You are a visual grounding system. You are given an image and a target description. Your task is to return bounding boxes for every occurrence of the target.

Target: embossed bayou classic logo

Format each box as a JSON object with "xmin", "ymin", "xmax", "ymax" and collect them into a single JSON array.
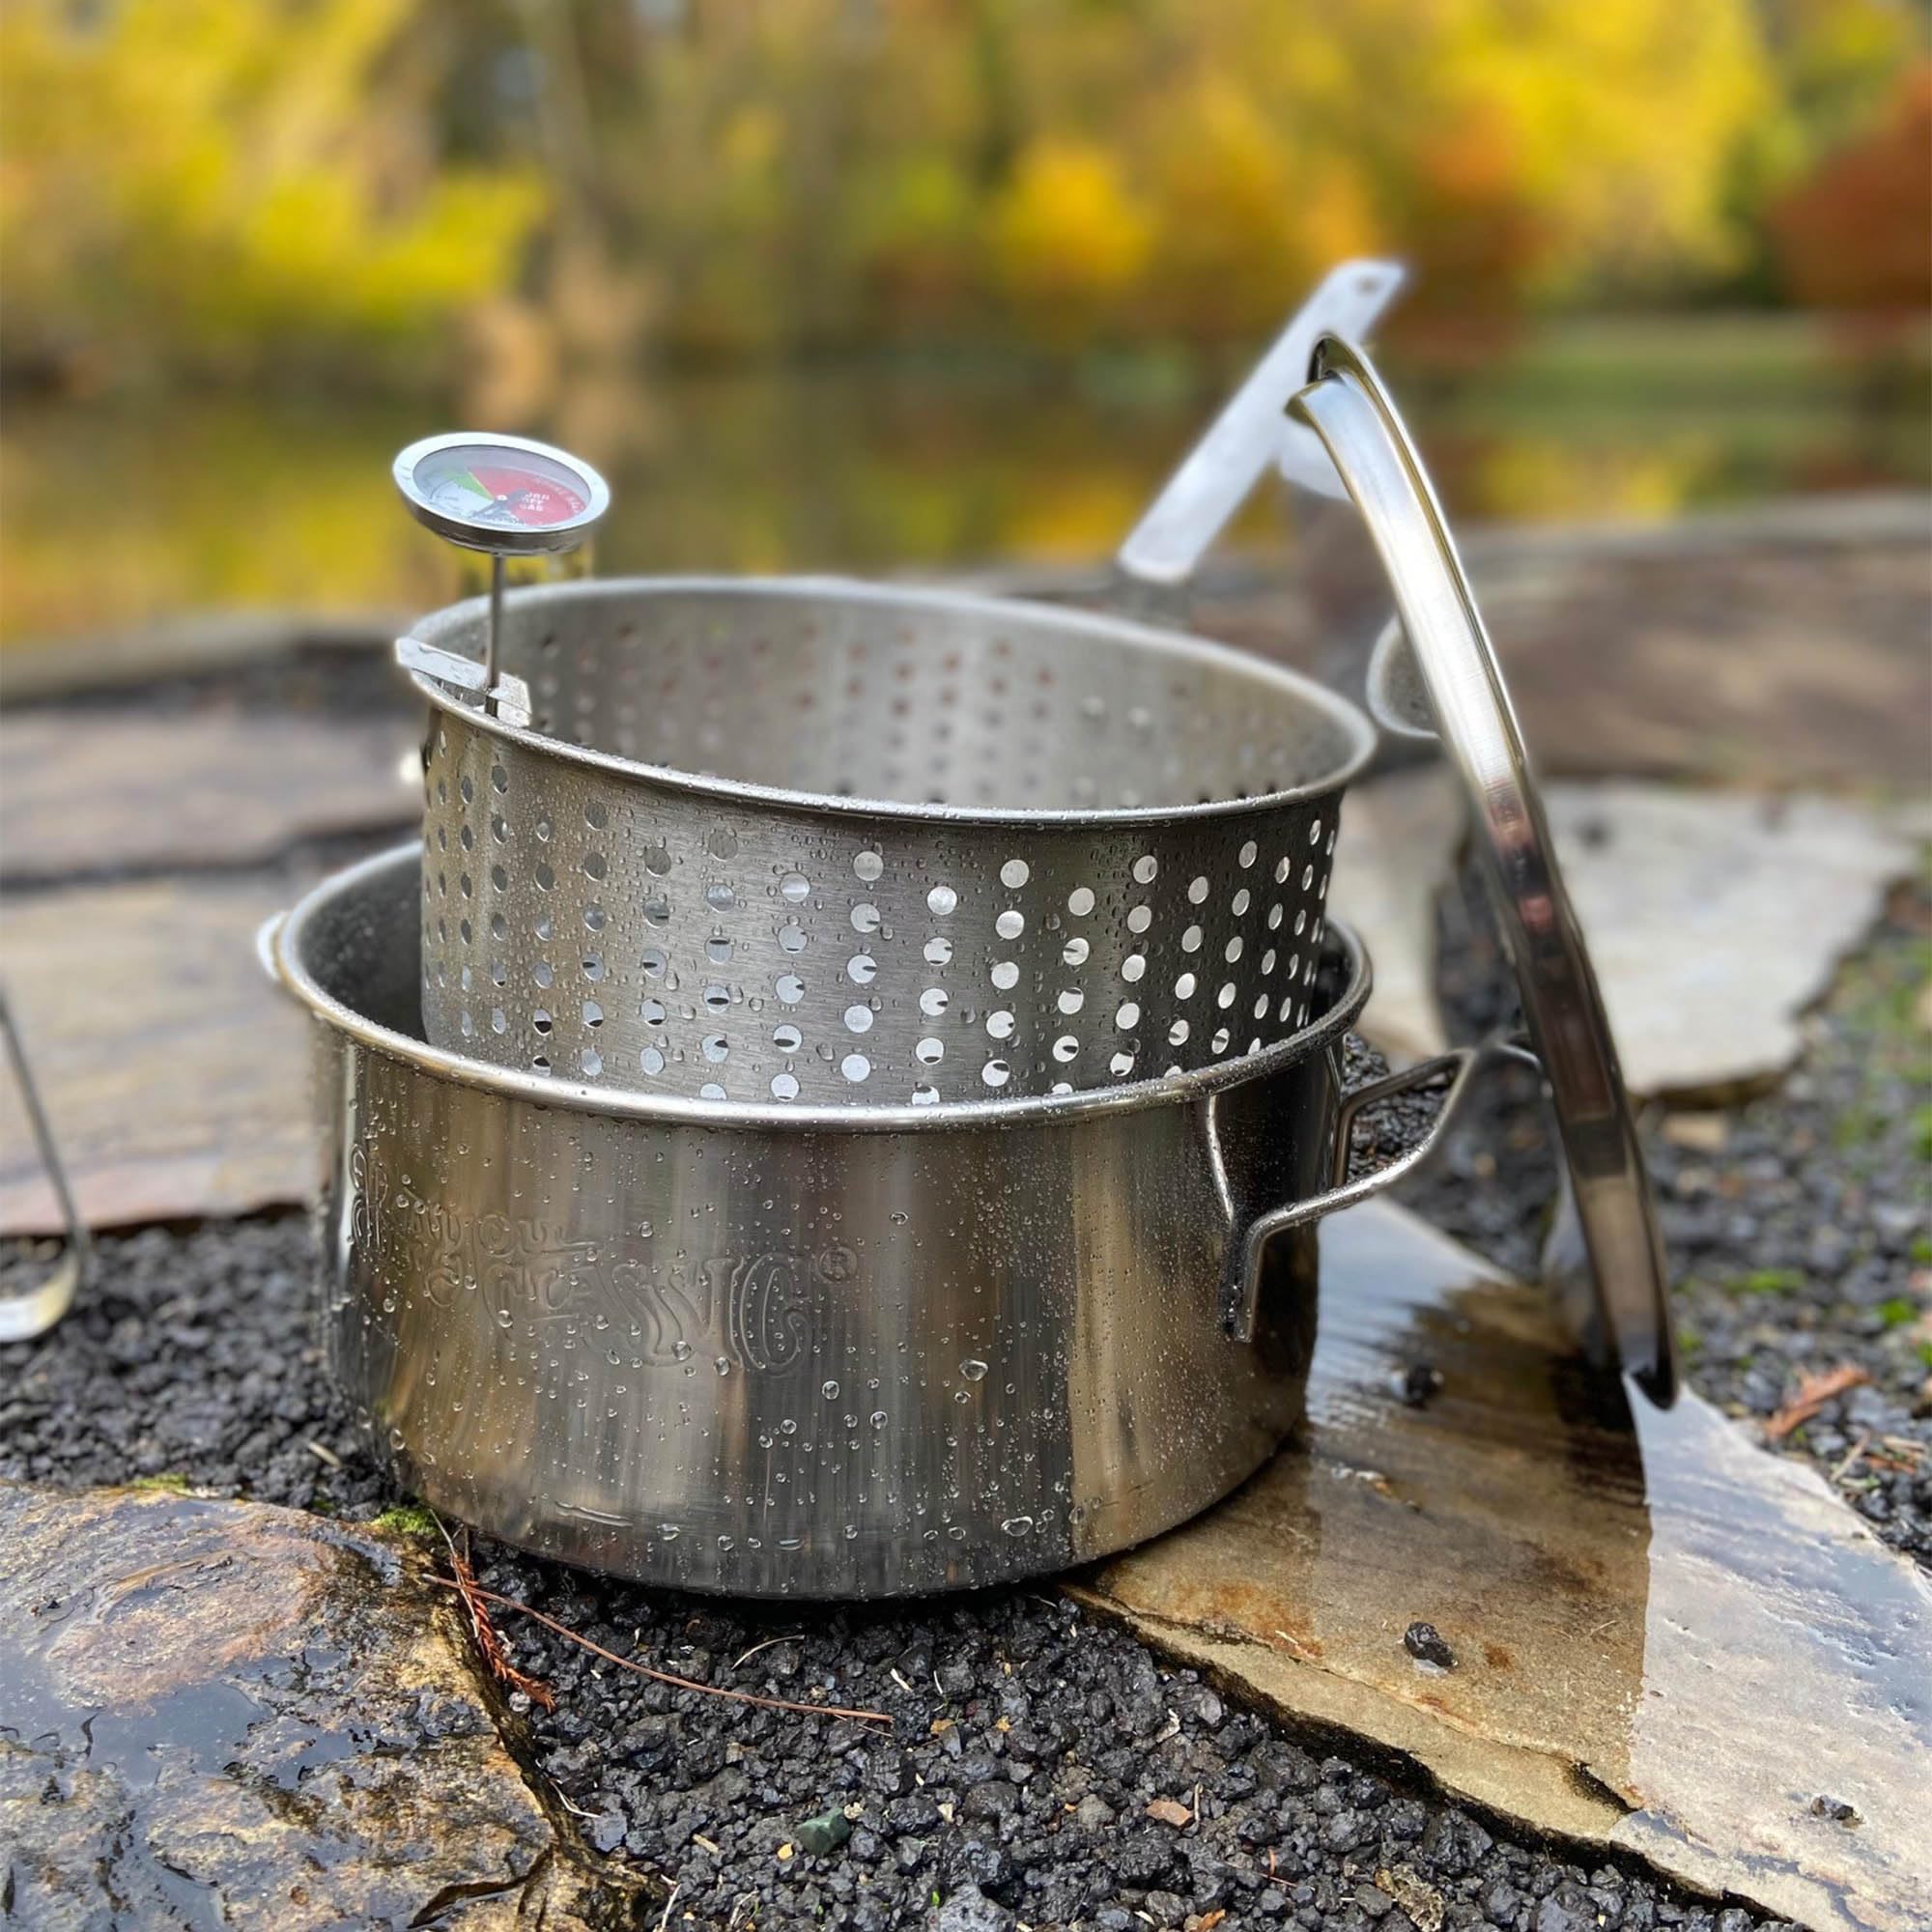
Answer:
[{"xmin": 347, "ymin": 1149, "xmax": 850, "ymax": 1371}]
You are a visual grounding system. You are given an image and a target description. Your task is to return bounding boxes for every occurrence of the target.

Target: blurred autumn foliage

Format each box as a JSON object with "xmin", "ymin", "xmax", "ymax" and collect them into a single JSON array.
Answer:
[
  {"xmin": 0, "ymin": 0, "xmax": 1924, "ymax": 391},
  {"xmin": 1771, "ymin": 64, "xmax": 1932, "ymax": 307},
  {"xmin": 0, "ymin": 0, "xmax": 547, "ymax": 386}
]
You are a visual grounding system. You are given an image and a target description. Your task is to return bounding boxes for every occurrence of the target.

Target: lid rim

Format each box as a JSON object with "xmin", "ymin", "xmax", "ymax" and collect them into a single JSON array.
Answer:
[{"xmin": 1293, "ymin": 336, "xmax": 1678, "ymax": 1406}]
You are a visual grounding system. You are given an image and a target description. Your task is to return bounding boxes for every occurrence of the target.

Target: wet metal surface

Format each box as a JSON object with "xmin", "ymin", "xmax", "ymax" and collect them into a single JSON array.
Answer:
[
  {"xmin": 0, "ymin": 1483, "xmax": 624, "ymax": 1929},
  {"xmin": 288, "ymin": 848, "xmax": 1344, "ymax": 1598},
  {"xmin": 1077, "ymin": 1200, "xmax": 1932, "ymax": 1932}
]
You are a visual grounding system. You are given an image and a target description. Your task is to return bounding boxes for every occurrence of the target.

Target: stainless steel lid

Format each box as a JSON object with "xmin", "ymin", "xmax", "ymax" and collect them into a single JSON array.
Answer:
[{"xmin": 1292, "ymin": 335, "xmax": 1677, "ymax": 1406}]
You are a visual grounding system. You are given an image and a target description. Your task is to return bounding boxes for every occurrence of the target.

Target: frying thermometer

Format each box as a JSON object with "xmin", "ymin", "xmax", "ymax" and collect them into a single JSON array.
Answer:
[{"xmin": 392, "ymin": 433, "xmax": 611, "ymax": 714}]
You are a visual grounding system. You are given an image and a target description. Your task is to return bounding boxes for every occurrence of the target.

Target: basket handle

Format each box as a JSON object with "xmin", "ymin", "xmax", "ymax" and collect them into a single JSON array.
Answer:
[
  {"xmin": 394, "ymin": 636, "xmax": 535, "ymax": 727},
  {"xmin": 1114, "ymin": 259, "xmax": 1406, "ymax": 596}
]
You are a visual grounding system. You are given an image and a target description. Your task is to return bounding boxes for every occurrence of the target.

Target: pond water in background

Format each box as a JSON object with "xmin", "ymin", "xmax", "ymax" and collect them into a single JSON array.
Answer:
[{"xmin": 2, "ymin": 316, "xmax": 1924, "ymax": 650}]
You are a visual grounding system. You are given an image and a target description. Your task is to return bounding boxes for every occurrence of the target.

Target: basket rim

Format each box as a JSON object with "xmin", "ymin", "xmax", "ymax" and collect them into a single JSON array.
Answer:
[
  {"xmin": 404, "ymin": 574, "xmax": 1377, "ymax": 829},
  {"xmin": 275, "ymin": 842, "xmax": 1371, "ymax": 1135}
]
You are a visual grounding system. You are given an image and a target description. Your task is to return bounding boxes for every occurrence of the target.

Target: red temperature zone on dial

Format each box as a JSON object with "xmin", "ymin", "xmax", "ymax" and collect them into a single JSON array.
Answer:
[{"xmin": 467, "ymin": 464, "xmax": 588, "ymax": 526}]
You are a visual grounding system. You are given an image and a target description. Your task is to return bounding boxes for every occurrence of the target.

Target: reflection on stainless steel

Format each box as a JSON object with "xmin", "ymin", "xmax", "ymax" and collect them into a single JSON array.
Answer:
[
  {"xmin": 270, "ymin": 846, "xmax": 1467, "ymax": 1598},
  {"xmin": 0, "ymin": 983, "xmax": 89, "ymax": 1342},
  {"xmin": 1292, "ymin": 337, "xmax": 1677, "ymax": 1404}
]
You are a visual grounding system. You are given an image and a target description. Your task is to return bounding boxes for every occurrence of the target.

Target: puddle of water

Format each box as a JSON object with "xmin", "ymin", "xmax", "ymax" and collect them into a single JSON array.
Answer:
[
  {"xmin": 0, "ymin": 1485, "xmax": 552, "ymax": 1928},
  {"xmin": 1084, "ymin": 1199, "xmax": 1932, "ymax": 1932}
]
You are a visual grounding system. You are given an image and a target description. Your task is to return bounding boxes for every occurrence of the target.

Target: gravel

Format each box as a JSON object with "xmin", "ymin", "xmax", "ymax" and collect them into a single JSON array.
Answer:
[
  {"xmin": 7, "ymin": 893, "xmax": 1922, "ymax": 1926},
  {"xmin": 457, "ymin": 1547, "xmax": 1787, "ymax": 1932},
  {"xmin": 0, "ymin": 1215, "xmax": 384, "ymax": 1510}
]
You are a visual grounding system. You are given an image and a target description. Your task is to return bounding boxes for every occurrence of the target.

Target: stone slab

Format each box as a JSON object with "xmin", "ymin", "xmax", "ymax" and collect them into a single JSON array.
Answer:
[
  {"xmin": 1074, "ymin": 1200, "xmax": 1932, "ymax": 1932},
  {"xmin": 0, "ymin": 1482, "xmax": 640, "ymax": 1928},
  {"xmin": 1180, "ymin": 496, "xmax": 1932, "ymax": 792},
  {"xmin": 1, "ymin": 611, "xmax": 401, "ymax": 702},
  {"xmin": 0, "ymin": 876, "xmax": 313, "ymax": 1235},
  {"xmin": 1545, "ymin": 782, "xmax": 1923, "ymax": 1099},
  {"xmin": 1327, "ymin": 775, "xmax": 1921, "ymax": 1096},
  {"xmin": 0, "ymin": 707, "xmax": 415, "ymax": 885}
]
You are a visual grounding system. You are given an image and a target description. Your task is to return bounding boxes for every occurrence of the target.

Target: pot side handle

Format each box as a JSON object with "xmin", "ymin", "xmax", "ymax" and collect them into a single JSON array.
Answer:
[
  {"xmin": 1223, "ymin": 1045, "xmax": 1477, "ymax": 1343},
  {"xmin": 254, "ymin": 911, "xmax": 291, "ymax": 993}
]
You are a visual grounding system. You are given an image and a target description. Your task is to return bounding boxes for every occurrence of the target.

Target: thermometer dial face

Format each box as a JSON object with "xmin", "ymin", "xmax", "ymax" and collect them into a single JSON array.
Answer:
[{"xmin": 393, "ymin": 433, "xmax": 610, "ymax": 554}]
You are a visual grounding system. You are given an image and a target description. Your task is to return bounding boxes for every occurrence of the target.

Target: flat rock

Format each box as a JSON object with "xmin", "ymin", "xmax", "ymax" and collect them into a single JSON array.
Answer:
[
  {"xmin": 1, "ymin": 612, "xmax": 402, "ymax": 703},
  {"xmin": 1327, "ymin": 775, "xmax": 1919, "ymax": 1096},
  {"xmin": 0, "ymin": 707, "xmax": 414, "ymax": 885},
  {"xmin": 0, "ymin": 1482, "xmax": 637, "ymax": 1929},
  {"xmin": 0, "ymin": 875, "xmax": 312, "ymax": 1234},
  {"xmin": 1545, "ymin": 782, "xmax": 1921, "ymax": 1099},
  {"xmin": 1075, "ymin": 1200, "xmax": 1932, "ymax": 1932}
]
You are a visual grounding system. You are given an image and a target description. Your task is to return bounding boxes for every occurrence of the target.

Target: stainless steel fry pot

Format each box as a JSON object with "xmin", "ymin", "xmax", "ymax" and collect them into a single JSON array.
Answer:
[
  {"xmin": 269, "ymin": 316, "xmax": 1678, "ymax": 1600},
  {"xmin": 270, "ymin": 844, "xmax": 1460, "ymax": 1599}
]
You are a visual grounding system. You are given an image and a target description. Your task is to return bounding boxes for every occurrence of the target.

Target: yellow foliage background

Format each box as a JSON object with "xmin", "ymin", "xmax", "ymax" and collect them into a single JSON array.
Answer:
[{"xmin": 0, "ymin": 0, "xmax": 1921, "ymax": 385}]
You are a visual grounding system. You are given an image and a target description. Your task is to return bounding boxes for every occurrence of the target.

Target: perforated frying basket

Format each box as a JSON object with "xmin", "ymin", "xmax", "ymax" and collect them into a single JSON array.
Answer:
[{"xmin": 409, "ymin": 579, "xmax": 1375, "ymax": 1106}]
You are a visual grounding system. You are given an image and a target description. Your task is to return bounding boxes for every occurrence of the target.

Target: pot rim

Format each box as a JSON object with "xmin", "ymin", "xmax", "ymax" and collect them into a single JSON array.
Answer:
[
  {"xmin": 277, "ymin": 842, "xmax": 1371, "ymax": 1134},
  {"xmin": 406, "ymin": 575, "xmax": 1378, "ymax": 830}
]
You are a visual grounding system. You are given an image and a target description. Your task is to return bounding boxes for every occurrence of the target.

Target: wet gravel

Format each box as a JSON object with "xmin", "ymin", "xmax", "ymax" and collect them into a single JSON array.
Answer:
[
  {"xmin": 6, "ymin": 898, "xmax": 1921, "ymax": 1926},
  {"xmin": 0, "ymin": 1216, "xmax": 384, "ymax": 1510}
]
